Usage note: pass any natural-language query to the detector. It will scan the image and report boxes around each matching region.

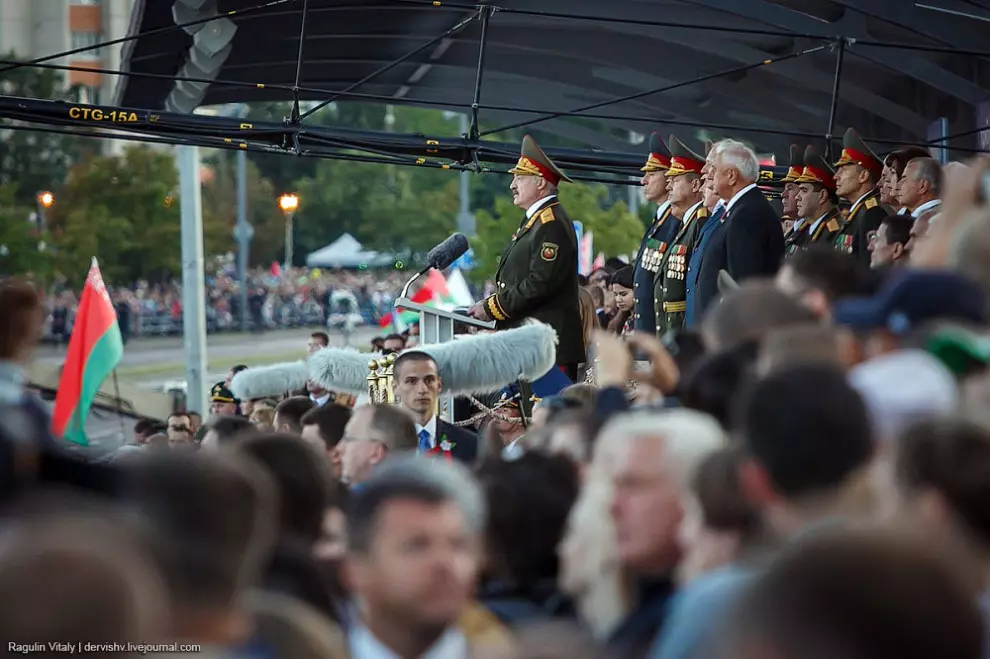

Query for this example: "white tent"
[305,234,395,268]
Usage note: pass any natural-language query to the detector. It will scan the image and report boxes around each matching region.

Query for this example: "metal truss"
[1,0,987,187]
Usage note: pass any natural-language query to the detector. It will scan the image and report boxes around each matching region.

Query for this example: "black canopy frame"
[1,0,988,186]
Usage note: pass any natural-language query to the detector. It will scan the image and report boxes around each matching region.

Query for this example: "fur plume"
[231,322,560,400]
[415,321,558,394]
[230,360,308,401]
[308,347,380,396]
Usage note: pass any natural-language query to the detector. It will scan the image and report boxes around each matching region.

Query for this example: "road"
[34,327,380,390]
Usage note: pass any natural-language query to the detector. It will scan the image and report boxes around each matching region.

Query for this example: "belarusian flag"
[52,258,124,446]
[379,269,454,331]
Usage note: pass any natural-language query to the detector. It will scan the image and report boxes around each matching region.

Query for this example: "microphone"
[427,233,469,271]
[400,233,470,299]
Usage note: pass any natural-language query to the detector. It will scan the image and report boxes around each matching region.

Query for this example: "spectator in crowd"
[308,331,330,354]
[249,406,276,433]
[775,245,872,319]
[166,412,194,449]
[869,213,913,270]
[343,456,507,659]
[131,419,158,446]
[757,324,850,376]
[234,433,342,624]
[881,146,930,210]
[0,278,51,442]
[653,364,874,659]
[337,404,418,486]
[383,334,407,354]
[596,410,724,658]
[123,452,278,649]
[899,157,943,251]
[721,526,984,659]
[305,380,333,407]
[476,453,580,625]
[273,396,316,435]
[225,365,248,389]
[300,403,350,473]
[701,281,816,351]
[187,411,202,432]
[201,415,256,451]
[606,267,635,336]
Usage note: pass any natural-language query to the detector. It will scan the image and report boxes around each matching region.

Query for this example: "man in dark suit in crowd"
[467,135,583,381]
[694,140,785,319]
[392,351,478,465]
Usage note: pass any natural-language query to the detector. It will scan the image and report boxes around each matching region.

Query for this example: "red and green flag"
[379,269,454,333]
[52,258,124,446]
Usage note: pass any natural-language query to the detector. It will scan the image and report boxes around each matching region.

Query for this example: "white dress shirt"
[349,621,468,659]
[310,393,331,407]
[525,195,557,219]
[415,414,439,449]
[911,198,942,218]
[656,199,672,221]
[724,183,758,216]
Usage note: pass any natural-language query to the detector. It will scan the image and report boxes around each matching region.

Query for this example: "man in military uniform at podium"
[633,133,680,334]
[781,144,808,256]
[794,146,843,247]
[468,135,584,381]
[655,135,708,336]
[832,128,887,268]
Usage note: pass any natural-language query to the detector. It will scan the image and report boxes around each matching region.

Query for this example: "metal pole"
[177,145,208,415]
[284,212,294,268]
[627,131,641,215]
[457,113,475,236]
[468,7,492,140]
[824,39,846,161]
[235,149,251,332]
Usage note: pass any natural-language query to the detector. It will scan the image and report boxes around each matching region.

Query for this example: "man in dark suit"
[467,135,583,380]
[392,351,478,465]
[694,140,785,320]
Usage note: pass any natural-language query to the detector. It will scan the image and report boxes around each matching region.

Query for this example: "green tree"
[201,151,281,266]
[471,181,644,283]
[0,184,54,279]
[47,147,182,283]
[0,53,91,205]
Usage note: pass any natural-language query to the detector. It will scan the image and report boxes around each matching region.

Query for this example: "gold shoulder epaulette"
[826,218,841,232]
[538,206,556,224]
[698,207,710,218]
[865,197,878,209]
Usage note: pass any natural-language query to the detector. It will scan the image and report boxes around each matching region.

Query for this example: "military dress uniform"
[654,136,708,336]
[483,135,584,373]
[633,132,681,334]
[794,145,843,248]
[781,144,809,256]
[780,144,805,256]
[831,128,887,267]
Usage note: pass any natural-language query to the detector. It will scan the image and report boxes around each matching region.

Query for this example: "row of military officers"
[467,127,891,377]
[632,127,889,337]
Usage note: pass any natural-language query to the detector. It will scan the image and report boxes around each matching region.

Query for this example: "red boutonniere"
[427,435,455,461]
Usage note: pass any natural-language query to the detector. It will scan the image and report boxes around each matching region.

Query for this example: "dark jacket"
[695,187,784,318]
[437,419,479,465]
[479,579,573,627]
[484,197,584,366]
[607,579,676,659]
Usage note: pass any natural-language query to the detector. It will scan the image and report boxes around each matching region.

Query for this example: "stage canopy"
[109,0,990,159]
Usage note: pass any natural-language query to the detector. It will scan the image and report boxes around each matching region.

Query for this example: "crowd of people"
[3,126,990,659]
[41,265,407,343]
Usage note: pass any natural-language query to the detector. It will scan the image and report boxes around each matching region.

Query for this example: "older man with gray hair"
[693,140,784,319]
[594,409,726,657]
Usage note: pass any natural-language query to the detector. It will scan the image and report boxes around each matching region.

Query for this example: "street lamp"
[35,191,55,232]
[277,193,300,268]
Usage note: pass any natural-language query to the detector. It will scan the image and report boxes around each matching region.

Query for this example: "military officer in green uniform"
[793,145,843,247]
[655,135,708,336]
[633,132,680,334]
[832,128,888,268]
[781,144,809,256]
[467,135,584,380]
